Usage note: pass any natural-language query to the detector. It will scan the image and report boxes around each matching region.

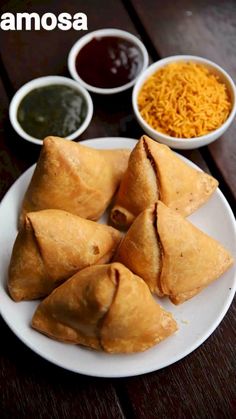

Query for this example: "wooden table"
[0,1,235,417]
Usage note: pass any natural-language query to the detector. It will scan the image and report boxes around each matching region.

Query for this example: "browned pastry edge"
[97,266,120,351]
[153,203,164,296]
[143,137,161,201]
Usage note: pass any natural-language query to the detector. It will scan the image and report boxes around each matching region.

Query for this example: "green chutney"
[17,84,88,139]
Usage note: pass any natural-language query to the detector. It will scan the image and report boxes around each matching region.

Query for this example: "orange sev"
[138,62,232,138]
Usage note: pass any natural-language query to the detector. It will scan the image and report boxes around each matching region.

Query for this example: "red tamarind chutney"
[75,36,144,89]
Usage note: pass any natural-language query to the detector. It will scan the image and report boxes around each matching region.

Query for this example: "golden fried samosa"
[115,202,233,304]
[8,209,121,301]
[111,135,218,228]
[20,136,130,225]
[32,263,177,353]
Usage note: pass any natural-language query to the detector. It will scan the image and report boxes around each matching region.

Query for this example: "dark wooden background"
[0,1,235,418]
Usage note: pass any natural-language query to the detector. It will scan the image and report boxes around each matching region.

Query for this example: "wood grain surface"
[0,0,210,172]
[0,1,235,418]
[122,301,236,419]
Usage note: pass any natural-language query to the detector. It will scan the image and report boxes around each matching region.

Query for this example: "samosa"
[8,209,121,301]
[32,263,177,353]
[20,136,130,225]
[114,201,233,304]
[111,135,218,228]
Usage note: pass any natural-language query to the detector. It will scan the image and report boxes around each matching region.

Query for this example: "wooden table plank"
[0,78,19,199]
[0,0,140,92]
[0,0,145,160]
[0,77,43,199]
[0,1,235,418]
[0,0,144,178]
[0,77,41,199]
[121,301,236,419]
[0,0,212,175]
[129,0,236,200]
[0,317,124,419]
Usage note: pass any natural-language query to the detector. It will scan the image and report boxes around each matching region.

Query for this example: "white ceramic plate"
[0,137,235,378]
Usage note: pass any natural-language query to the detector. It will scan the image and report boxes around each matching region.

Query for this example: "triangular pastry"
[32,263,177,353]
[20,136,130,225]
[8,209,122,301]
[111,135,218,228]
[114,201,233,304]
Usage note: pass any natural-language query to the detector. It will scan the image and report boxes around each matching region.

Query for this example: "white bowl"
[9,76,93,145]
[132,55,236,150]
[68,28,149,95]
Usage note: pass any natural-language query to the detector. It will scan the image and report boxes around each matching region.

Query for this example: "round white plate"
[0,137,235,378]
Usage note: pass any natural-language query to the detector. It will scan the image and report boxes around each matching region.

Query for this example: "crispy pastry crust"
[115,202,233,304]
[20,136,130,226]
[32,263,177,353]
[157,202,233,304]
[115,205,163,296]
[111,135,218,228]
[8,209,121,301]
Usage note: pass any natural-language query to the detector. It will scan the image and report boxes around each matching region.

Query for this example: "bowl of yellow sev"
[132,55,236,149]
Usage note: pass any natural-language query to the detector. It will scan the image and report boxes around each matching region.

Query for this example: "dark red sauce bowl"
[68,28,149,94]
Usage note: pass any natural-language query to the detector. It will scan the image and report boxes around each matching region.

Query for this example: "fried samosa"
[8,209,122,301]
[111,135,218,228]
[114,201,233,304]
[32,263,177,353]
[20,136,130,226]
